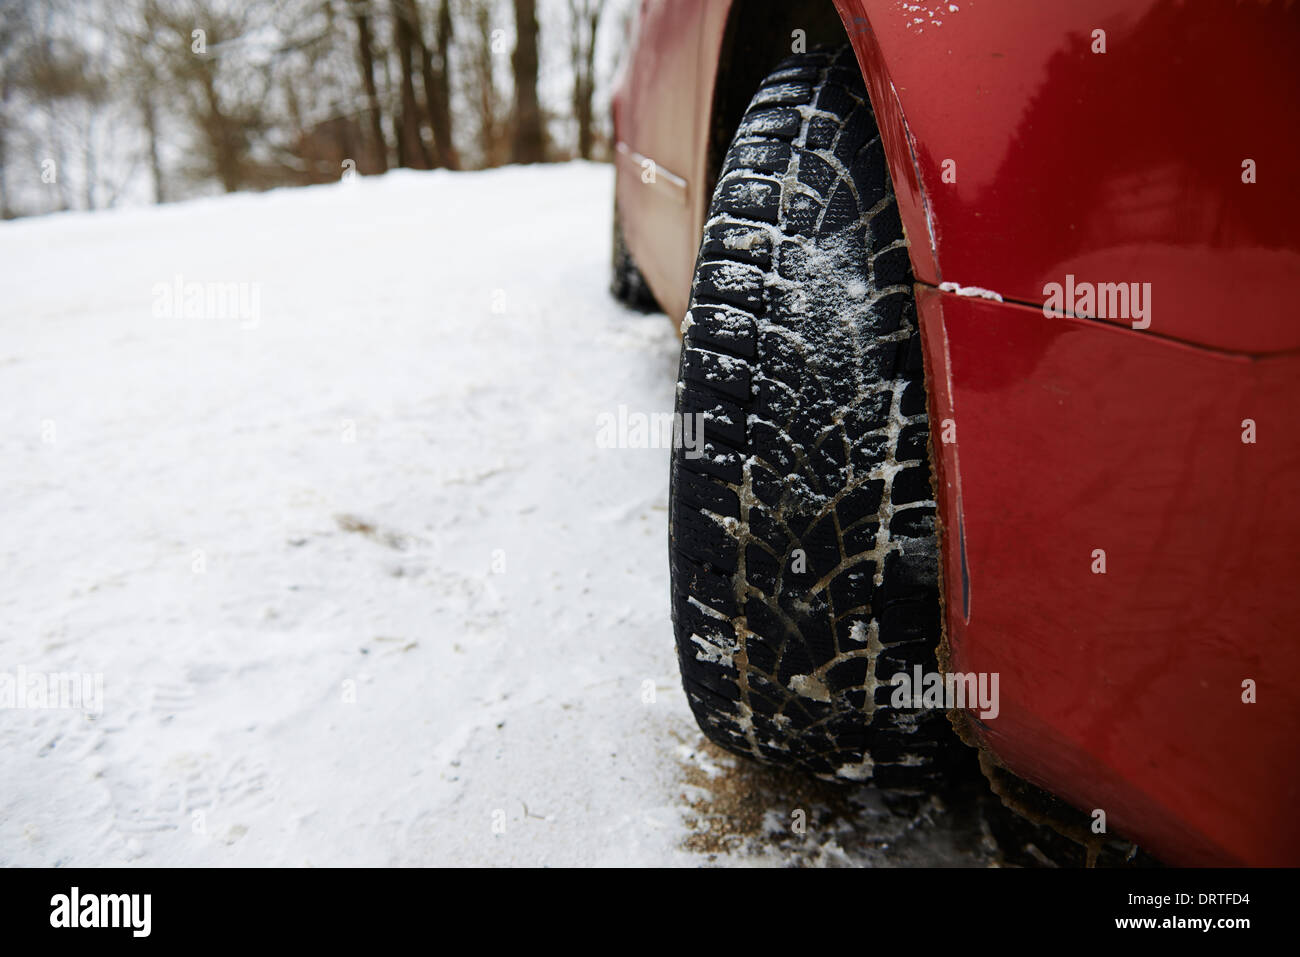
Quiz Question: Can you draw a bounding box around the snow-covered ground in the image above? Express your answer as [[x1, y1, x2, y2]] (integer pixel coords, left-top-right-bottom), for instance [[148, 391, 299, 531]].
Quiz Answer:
[[0, 163, 1001, 866]]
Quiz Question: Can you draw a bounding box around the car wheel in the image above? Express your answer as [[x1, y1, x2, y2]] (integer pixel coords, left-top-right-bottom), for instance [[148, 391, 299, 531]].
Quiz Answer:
[[610, 203, 659, 311], [669, 46, 951, 788]]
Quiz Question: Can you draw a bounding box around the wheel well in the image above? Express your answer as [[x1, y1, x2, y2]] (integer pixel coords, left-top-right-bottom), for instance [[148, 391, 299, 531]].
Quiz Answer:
[[705, 1, 850, 210]]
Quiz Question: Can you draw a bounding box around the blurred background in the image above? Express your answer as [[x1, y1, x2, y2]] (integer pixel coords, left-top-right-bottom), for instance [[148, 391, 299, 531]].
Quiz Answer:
[[0, 0, 634, 219]]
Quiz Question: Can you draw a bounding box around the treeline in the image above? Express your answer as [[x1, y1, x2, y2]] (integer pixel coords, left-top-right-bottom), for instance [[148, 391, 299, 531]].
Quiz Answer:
[[0, 0, 620, 218]]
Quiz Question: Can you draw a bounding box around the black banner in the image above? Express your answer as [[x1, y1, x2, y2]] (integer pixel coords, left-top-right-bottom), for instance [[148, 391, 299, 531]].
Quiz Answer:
[[0, 866, 1282, 944]]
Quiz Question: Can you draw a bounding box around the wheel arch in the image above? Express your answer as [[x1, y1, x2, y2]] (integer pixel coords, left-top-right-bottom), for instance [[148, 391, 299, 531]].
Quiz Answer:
[[699, 1, 939, 286]]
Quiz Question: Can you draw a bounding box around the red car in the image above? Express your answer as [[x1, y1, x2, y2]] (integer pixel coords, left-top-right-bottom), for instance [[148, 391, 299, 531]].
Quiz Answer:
[[611, 0, 1300, 866]]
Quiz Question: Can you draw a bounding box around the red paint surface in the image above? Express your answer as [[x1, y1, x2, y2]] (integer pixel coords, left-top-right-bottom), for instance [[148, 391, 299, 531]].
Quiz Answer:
[[611, 0, 725, 321], [918, 285, 1300, 866], [838, 0, 1300, 354]]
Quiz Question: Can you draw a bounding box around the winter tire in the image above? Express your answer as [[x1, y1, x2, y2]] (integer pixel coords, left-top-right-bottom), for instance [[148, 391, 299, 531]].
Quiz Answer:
[[669, 46, 950, 788]]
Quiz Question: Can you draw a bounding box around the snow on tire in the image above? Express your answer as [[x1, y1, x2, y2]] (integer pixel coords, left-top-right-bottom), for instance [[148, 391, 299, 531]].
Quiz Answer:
[[669, 46, 951, 789]]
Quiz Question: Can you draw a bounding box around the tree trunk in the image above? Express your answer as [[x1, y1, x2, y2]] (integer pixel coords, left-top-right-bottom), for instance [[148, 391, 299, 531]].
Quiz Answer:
[[82, 110, 96, 210], [470, 0, 500, 166], [421, 0, 458, 169], [569, 1, 601, 160], [349, 0, 388, 173], [0, 69, 11, 218], [0, 129, 8, 218], [510, 0, 544, 164], [391, 0, 430, 169], [139, 87, 165, 204], [198, 69, 241, 192]]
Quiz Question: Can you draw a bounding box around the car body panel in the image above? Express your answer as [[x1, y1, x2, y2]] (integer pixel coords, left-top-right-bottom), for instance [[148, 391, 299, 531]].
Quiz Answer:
[[919, 285, 1300, 866], [612, 0, 728, 322], [837, 0, 1300, 354]]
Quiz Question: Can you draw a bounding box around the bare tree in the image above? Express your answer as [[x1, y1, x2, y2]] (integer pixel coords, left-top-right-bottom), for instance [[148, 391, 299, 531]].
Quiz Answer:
[[140, 0, 273, 193], [137, 84, 165, 203], [461, 0, 503, 167], [0, 0, 24, 217], [391, 0, 430, 168], [509, 0, 543, 163], [105, 1, 166, 204], [420, 0, 457, 168], [347, 0, 389, 172], [14, 4, 111, 209], [0, 0, 631, 216], [567, 0, 601, 160]]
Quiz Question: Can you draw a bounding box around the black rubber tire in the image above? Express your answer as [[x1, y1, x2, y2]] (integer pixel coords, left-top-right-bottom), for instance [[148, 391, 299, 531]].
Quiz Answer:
[[669, 46, 950, 789], [610, 203, 660, 311]]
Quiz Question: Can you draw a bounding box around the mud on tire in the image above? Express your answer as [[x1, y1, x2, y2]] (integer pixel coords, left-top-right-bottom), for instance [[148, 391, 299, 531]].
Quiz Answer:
[[669, 46, 950, 788]]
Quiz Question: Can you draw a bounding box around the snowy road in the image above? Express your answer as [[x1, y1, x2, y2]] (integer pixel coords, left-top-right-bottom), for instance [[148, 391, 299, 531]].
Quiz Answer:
[[0, 163, 1006, 866]]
